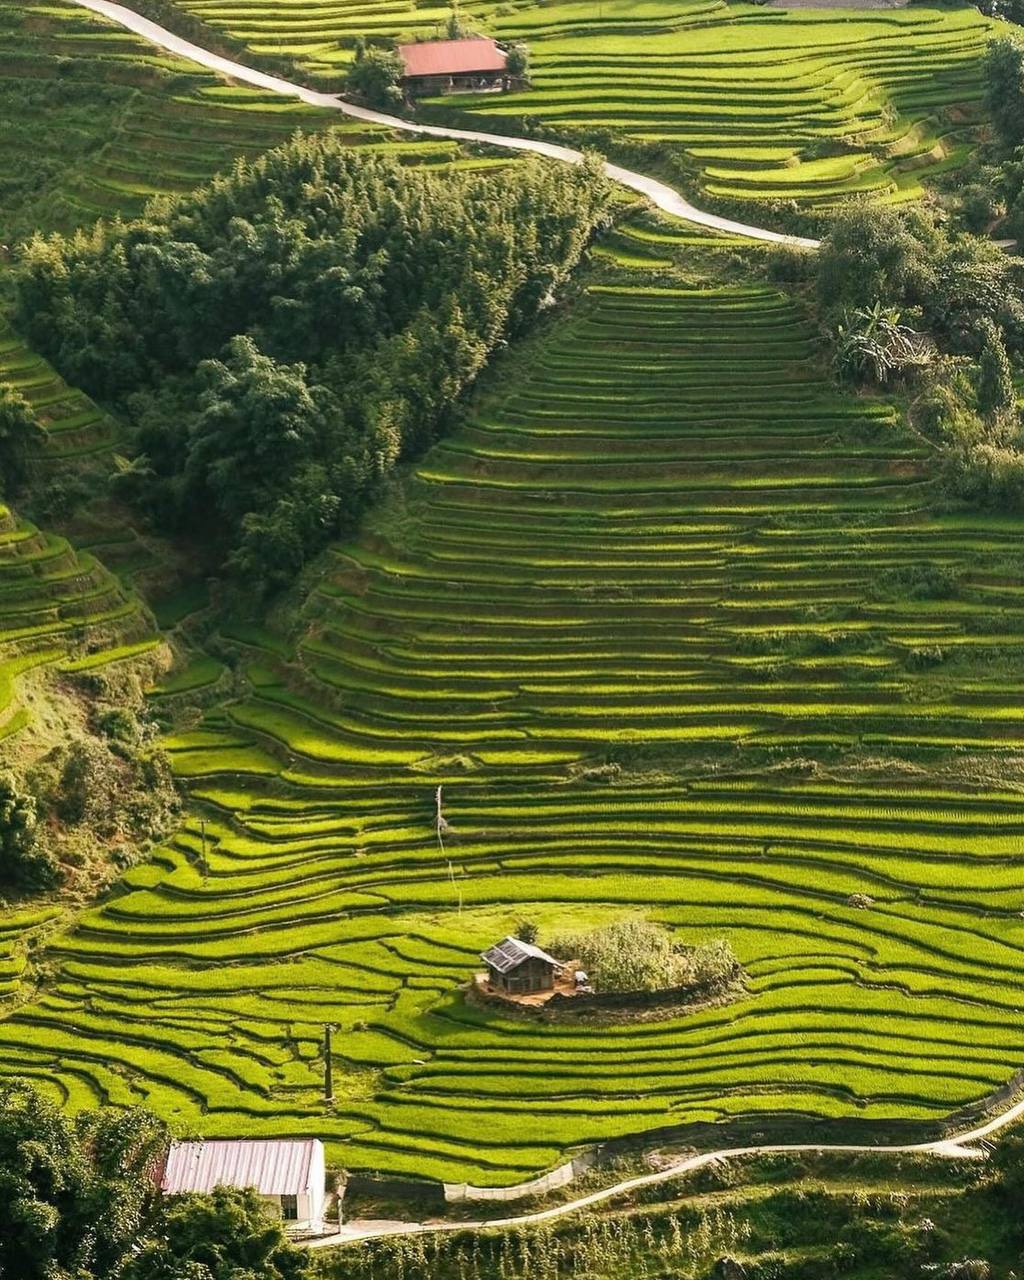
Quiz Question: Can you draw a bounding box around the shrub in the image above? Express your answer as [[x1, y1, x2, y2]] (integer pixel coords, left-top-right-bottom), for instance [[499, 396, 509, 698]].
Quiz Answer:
[[974, 319, 1016, 418], [505, 41, 530, 80], [124, 1185, 314, 1280], [551, 917, 738, 994], [347, 45, 404, 108], [832, 303, 932, 387], [514, 919, 539, 945], [0, 771, 56, 891]]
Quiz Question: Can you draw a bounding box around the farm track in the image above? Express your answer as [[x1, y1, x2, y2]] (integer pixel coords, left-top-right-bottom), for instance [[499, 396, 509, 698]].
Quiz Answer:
[[315, 1092, 1024, 1247], [68, 0, 820, 247]]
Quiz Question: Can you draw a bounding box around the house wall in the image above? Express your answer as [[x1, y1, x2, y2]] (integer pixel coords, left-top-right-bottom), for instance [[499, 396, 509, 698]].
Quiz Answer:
[[308, 1140, 327, 1226], [254, 1140, 326, 1234], [494, 957, 554, 993], [404, 71, 505, 96]]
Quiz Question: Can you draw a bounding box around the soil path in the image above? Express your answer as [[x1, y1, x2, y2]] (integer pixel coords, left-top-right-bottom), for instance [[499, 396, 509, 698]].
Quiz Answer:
[[313, 1094, 1024, 1248], [71, 0, 820, 249]]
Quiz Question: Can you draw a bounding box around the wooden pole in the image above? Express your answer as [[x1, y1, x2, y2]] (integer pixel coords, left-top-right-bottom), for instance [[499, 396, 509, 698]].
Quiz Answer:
[[324, 1024, 336, 1106], [435, 785, 449, 851]]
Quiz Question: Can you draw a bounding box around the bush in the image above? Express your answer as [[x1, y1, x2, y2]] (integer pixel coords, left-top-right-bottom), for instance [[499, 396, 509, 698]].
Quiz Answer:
[[514, 919, 539, 945], [832, 303, 932, 388], [505, 41, 530, 79], [0, 771, 56, 891], [346, 44, 404, 108], [551, 917, 739, 994], [124, 1185, 314, 1280]]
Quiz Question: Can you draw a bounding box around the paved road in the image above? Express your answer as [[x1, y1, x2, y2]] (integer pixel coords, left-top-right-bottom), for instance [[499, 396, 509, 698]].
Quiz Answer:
[[71, 0, 820, 249], [312, 1094, 1024, 1248]]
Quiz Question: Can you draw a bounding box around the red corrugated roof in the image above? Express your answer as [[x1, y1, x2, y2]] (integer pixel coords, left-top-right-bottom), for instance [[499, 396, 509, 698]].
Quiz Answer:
[[161, 1140, 318, 1196], [398, 38, 507, 79]]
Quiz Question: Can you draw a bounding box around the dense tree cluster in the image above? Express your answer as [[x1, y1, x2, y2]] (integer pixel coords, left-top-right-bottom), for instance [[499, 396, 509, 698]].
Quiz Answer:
[[0, 1078, 315, 1280], [346, 41, 404, 107], [0, 771, 53, 891], [985, 35, 1024, 151], [17, 138, 609, 594], [0, 385, 43, 497], [125, 1185, 314, 1280], [0, 1078, 166, 1279], [817, 203, 1024, 508], [818, 204, 1024, 360]]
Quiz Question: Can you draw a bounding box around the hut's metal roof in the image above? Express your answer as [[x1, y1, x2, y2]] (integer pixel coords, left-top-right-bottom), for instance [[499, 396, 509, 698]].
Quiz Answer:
[[161, 1139, 319, 1196], [481, 936, 560, 974]]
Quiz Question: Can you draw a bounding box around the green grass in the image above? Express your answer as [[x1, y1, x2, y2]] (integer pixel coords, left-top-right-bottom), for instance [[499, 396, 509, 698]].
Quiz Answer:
[[7, 260, 1024, 1186]]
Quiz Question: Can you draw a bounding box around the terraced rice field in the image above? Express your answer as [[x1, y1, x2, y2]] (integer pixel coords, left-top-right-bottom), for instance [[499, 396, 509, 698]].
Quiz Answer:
[[6, 261, 1024, 1185], [0, 0, 486, 240], [0, 318, 123, 465], [0, 501, 158, 790], [167, 0, 997, 208], [0, 495, 159, 729]]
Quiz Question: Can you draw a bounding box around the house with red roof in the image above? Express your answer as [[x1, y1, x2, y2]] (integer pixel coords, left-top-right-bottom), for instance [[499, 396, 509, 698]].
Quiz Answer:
[[398, 37, 509, 96]]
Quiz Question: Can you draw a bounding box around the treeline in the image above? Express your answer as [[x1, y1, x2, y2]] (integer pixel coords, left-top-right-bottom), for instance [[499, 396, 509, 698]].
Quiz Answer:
[[770, 33, 1024, 513], [0, 1078, 315, 1280], [17, 137, 610, 594], [799, 201, 1024, 510]]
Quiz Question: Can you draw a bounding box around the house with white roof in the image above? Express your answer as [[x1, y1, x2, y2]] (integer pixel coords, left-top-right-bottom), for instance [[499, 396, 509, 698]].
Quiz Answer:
[[161, 1138, 327, 1235]]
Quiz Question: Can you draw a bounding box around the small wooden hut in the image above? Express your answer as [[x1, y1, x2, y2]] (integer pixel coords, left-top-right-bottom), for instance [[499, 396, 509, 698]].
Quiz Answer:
[[481, 936, 561, 995]]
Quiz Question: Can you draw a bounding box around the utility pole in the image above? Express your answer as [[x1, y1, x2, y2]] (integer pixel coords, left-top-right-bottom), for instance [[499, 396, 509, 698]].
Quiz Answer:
[[436, 786, 462, 914], [323, 1024, 337, 1106], [436, 785, 450, 853], [199, 818, 209, 881]]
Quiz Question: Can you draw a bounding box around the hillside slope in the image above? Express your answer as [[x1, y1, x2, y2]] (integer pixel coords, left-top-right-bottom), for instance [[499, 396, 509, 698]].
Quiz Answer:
[[4, 237, 1024, 1184], [154, 0, 997, 209]]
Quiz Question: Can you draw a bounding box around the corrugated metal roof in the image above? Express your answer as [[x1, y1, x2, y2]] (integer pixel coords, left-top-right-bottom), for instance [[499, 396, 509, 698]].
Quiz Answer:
[[161, 1140, 318, 1196], [481, 936, 560, 974], [398, 38, 507, 79]]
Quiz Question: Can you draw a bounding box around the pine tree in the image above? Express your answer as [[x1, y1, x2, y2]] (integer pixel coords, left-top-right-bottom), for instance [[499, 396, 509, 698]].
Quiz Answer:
[[976, 322, 1016, 418]]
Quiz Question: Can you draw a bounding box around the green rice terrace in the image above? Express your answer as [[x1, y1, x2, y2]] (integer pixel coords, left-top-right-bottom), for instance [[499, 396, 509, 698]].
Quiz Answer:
[[4, 236, 1024, 1186], [166, 0, 999, 209], [0, 0, 500, 242]]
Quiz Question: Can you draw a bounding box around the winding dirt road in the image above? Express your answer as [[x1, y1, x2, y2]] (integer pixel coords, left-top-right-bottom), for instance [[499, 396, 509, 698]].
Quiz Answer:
[[316, 1096, 1024, 1248], [71, 0, 819, 249]]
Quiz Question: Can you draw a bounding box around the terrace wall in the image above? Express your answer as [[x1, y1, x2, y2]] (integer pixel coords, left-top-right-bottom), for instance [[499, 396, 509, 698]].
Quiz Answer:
[[445, 1150, 597, 1203], [469, 970, 741, 1020]]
